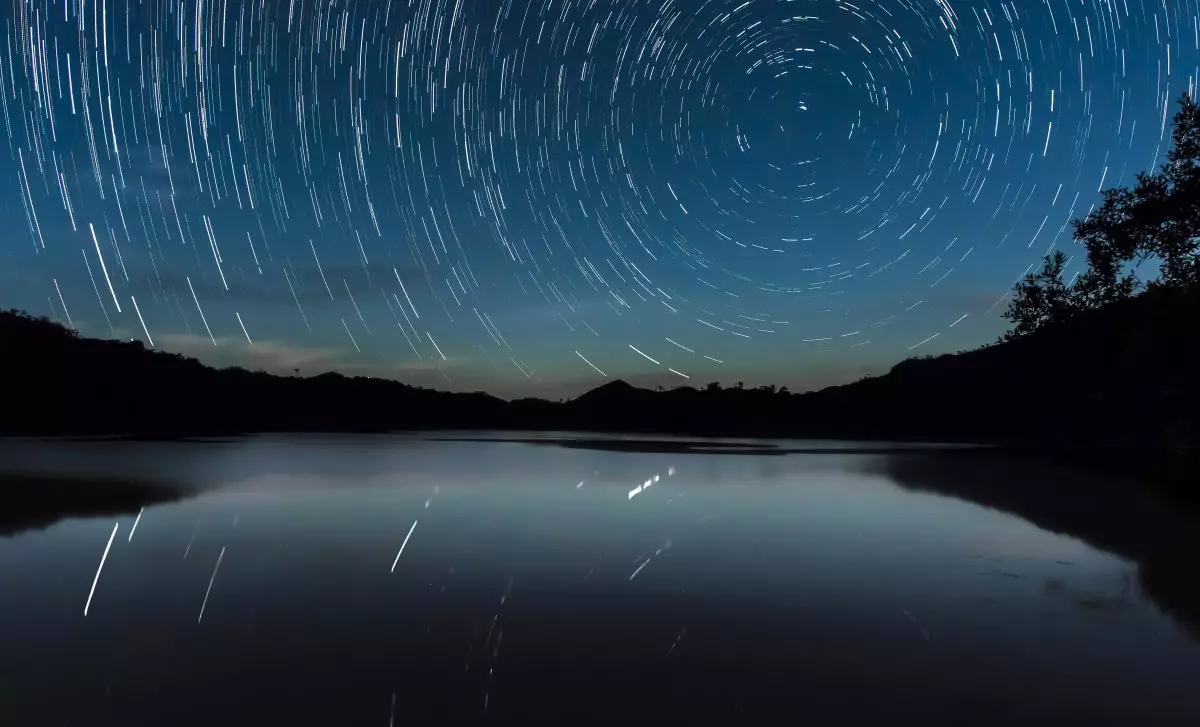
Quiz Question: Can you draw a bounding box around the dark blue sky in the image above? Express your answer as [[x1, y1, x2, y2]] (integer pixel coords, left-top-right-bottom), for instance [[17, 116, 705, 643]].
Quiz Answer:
[[2, 0, 1197, 399]]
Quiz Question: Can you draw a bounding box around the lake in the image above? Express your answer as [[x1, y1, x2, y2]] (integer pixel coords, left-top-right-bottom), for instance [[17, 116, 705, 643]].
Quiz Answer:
[[1, 433, 1199, 726]]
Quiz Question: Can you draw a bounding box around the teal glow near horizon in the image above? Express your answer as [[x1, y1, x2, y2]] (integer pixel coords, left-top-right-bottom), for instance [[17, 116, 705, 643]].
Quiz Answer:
[[1, 0, 1197, 400]]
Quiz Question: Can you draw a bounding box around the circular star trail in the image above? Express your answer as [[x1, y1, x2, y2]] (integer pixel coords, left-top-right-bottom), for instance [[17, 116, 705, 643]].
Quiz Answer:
[[3, 0, 1198, 394]]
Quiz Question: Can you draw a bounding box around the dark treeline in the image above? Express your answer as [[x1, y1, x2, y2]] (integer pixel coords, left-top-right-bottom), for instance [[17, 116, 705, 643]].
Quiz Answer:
[[2, 284, 1196, 494], [2, 97, 1198, 497]]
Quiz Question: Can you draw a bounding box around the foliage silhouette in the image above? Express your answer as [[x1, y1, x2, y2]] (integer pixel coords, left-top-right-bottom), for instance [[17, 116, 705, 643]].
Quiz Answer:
[[1001, 250, 1076, 340], [1005, 94, 1198, 336]]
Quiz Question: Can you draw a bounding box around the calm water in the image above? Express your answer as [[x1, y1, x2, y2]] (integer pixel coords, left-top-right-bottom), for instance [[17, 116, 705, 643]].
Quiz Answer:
[[1, 433, 1199, 726]]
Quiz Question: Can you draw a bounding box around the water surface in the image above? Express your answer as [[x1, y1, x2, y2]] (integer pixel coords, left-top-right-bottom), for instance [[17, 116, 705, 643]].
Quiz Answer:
[[1, 433, 1198, 726]]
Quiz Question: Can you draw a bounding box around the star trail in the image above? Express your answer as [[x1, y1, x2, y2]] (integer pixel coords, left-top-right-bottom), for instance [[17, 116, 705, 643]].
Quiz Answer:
[[2, 0, 1197, 398]]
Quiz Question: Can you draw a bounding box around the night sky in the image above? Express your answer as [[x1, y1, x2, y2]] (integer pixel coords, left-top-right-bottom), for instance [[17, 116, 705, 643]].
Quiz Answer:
[[2, 0, 1197, 400]]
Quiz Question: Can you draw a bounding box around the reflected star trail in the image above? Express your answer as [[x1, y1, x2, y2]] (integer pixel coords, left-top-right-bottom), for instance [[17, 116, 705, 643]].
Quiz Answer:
[[2, 0, 1197, 398]]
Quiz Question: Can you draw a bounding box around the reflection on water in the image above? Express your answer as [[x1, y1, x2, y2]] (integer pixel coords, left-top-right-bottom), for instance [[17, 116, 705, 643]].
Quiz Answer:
[[884, 453, 1200, 642], [1, 434, 1198, 726]]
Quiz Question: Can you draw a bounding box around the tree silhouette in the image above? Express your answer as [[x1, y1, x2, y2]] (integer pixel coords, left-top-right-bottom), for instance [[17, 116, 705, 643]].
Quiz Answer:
[[1002, 251, 1076, 340], [1071, 184, 1145, 308], [1004, 93, 1199, 337]]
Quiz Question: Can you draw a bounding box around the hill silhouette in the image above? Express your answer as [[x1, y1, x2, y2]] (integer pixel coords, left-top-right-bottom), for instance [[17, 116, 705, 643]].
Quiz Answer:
[[1, 285, 1196, 497], [3, 94, 1199, 497]]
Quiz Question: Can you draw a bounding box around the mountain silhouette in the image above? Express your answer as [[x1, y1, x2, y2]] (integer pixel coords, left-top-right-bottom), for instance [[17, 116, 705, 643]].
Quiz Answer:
[[0, 291, 1196, 498], [571, 378, 642, 403]]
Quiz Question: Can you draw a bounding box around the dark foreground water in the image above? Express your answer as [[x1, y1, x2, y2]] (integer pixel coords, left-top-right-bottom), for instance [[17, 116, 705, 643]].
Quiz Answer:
[[1, 433, 1199, 726]]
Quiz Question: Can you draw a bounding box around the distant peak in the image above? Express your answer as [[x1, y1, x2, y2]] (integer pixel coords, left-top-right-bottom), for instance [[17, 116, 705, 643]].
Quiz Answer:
[[575, 378, 644, 401], [594, 379, 636, 391]]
